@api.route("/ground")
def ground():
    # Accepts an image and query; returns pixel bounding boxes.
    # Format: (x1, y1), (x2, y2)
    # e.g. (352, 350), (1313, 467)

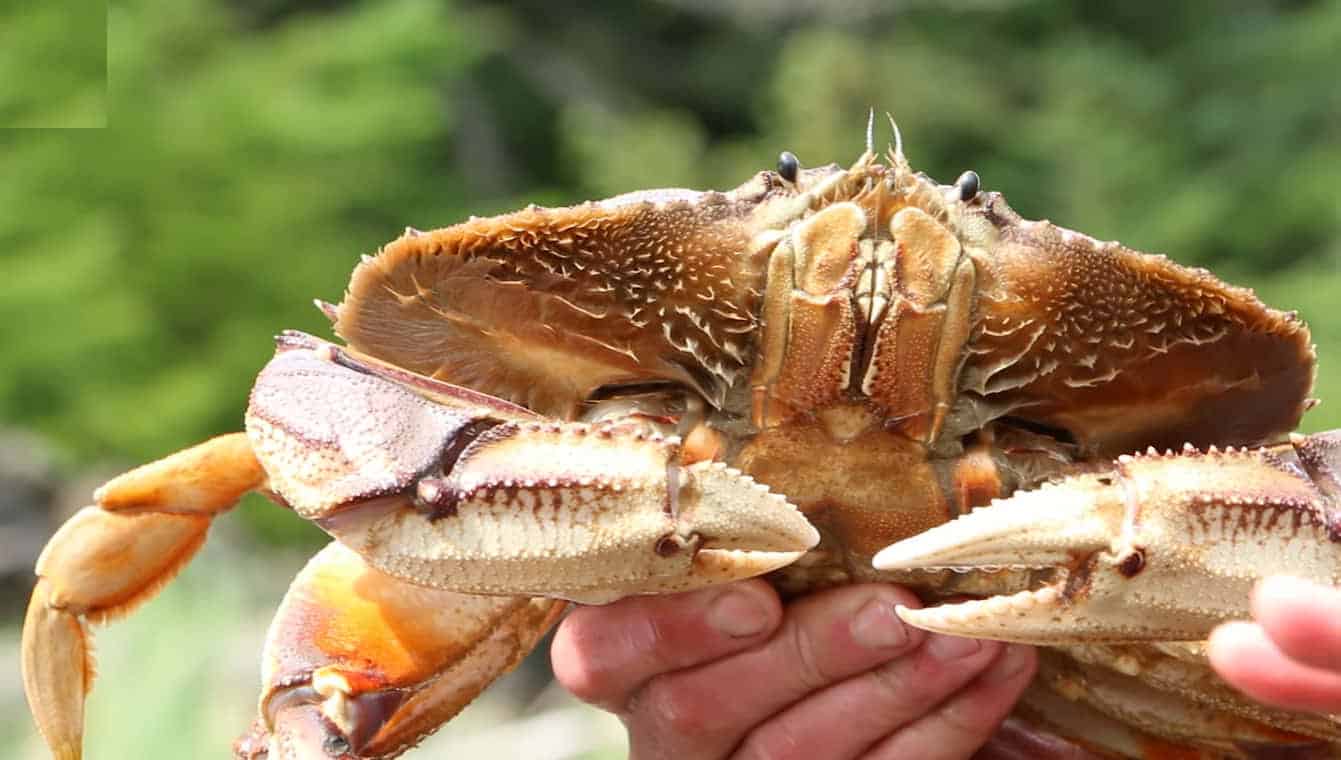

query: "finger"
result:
(1251, 576), (1341, 671)
(1208, 621), (1341, 712)
(974, 716), (1102, 760)
(625, 584), (927, 760)
(865, 644), (1037, 760)
(551, 579), (782, 712)
(733, 635), (1014, 759)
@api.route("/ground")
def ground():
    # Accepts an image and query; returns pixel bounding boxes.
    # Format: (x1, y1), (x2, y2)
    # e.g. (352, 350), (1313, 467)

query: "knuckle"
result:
(933, 698), (995, 747)
(867, 657), (920, 702)
(785, 616), (836, 691)
(550, 608), (657, 705)
(550, 623), (611, 704)
(864, 657), (954, 718)
(735, 722), (804, 760)
(635, 674), (727, 738)
(552, 658), (608, 705)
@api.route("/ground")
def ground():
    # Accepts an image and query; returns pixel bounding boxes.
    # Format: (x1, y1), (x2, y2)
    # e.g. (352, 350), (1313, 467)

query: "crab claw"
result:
(317, 426), (819, 604)
(874, 435), (1341, 644)
(247, 338), (818, 605)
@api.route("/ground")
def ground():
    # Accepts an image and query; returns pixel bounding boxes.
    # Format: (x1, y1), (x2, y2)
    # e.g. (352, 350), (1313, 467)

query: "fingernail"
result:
(708, 588), (771, 638)
(984, 644), (1034, 683)
(926, 633), (983, 661)
(850, 598), (909, 650)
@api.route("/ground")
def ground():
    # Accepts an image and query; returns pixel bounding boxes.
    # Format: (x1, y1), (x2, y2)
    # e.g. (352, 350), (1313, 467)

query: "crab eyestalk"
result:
(874, 438), (1341, 644)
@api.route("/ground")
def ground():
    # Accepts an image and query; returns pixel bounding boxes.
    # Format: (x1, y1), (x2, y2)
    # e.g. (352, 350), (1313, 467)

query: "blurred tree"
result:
(0, 0), (106, 126)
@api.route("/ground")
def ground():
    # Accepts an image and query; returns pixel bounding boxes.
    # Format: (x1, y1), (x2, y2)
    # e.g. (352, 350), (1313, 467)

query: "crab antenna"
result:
(887, 112), (904, 162)
(865, 108), (875, 155)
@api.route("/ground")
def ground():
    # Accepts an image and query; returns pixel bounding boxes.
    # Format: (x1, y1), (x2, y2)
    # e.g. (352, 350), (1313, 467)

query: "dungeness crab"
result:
(22, 120), (1341, 759)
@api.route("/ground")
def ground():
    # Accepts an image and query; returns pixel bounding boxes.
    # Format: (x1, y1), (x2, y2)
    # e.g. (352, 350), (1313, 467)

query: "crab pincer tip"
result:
(871, 477), (1119, 573)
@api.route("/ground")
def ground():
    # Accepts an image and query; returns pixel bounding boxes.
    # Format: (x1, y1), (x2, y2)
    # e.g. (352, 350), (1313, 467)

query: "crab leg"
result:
(1005, 660), (1330, 760)
(873, 432), (1341, 644)
(234, 542), (565, 760)
(22, 433), (266, 760)
(1058, 643), (1341, 745)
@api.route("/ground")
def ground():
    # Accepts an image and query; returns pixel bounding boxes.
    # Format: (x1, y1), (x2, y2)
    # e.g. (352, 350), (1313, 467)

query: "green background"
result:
(3, 1), (1339, 757)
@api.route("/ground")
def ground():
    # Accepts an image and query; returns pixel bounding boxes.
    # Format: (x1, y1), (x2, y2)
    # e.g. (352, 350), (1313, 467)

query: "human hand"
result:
(1209, 576), (1341, 711)
(551, 581), (1036, 759)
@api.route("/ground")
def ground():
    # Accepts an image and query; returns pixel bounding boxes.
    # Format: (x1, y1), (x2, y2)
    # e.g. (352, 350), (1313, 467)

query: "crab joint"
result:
(413, 476), (459, 520)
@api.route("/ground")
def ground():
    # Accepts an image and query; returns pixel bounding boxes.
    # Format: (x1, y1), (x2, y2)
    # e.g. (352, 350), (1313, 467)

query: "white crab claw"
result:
(246, 340), (818, 606)
(872, 474), (1118, 573)
(875, 442), (1341, 644)
(317, 443), (818, 605)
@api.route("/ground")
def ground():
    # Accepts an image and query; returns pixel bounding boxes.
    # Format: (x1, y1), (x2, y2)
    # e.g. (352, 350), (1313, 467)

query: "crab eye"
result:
(777, 151), (800, 183)
(954, 170), (980, 202)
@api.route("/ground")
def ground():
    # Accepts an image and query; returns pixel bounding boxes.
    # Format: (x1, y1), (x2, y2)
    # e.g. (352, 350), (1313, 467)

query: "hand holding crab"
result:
(557, 575), (1341, 759)
(553, 581), (1037, 760)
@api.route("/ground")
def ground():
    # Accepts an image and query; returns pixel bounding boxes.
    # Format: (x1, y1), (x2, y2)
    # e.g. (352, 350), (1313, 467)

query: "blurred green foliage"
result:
(0, 0), (106, 127)
(1, 0), (1339, 542)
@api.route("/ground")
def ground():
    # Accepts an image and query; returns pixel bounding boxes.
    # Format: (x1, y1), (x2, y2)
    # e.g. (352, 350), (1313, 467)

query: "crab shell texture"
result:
(21, 135), (1341, 760)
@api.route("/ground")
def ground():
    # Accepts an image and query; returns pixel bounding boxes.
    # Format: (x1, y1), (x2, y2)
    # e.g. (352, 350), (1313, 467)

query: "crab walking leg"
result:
(873, 432), (1341, 644)
(234, 542), (565, 760)
(22, 433), (266, 760)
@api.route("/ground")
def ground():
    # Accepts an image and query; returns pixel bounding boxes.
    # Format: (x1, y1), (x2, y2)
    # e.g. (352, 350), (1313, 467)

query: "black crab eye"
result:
(777, 151), (800, 183)
(954, 170), (980, 202)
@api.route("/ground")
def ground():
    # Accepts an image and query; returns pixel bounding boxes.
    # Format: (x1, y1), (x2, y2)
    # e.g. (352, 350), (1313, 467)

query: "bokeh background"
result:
(3, 0), (1340, 757)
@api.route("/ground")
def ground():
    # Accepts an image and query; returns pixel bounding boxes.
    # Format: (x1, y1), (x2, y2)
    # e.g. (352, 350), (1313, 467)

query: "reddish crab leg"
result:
(235, 542), (565, 760)
(22, 433), (266, 760)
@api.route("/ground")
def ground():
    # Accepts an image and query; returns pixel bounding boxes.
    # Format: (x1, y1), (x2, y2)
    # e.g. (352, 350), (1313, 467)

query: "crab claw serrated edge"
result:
(872, 472), (1127, 644)
(675, 459), (820, 587)
(315, 422), (819, 605)
(874, 445), (1341, 644)
(872, 474), (1120, 574)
